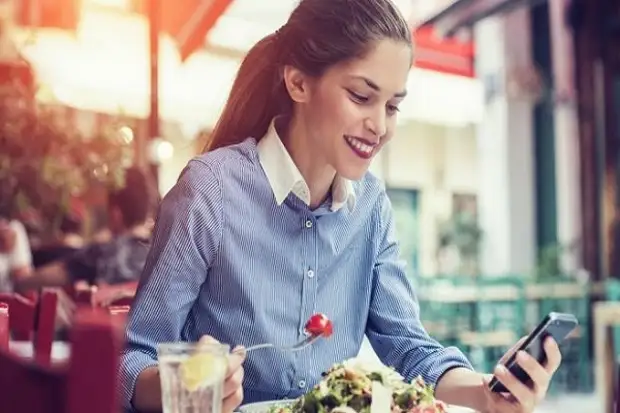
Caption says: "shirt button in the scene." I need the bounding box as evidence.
[305,220,313,228]
[298,380,306,388]
[307,269,315,278]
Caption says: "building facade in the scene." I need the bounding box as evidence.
[419,0,583,278]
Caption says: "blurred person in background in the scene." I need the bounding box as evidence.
[32,204,86,269]
[0,215,32,292]
[15,166,155,295]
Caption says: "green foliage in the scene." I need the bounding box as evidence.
[532,242,578,281]
[0,73,133,234]
[438,210,483,259]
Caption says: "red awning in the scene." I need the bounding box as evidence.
[132,0,233,61]
[17,0,232,60]
[17,0,81,30]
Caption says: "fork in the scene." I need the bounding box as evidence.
[234,335,321,354]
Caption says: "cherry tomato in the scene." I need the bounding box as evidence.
[304,313,333,338]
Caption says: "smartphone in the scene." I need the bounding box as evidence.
[488,312,578,393]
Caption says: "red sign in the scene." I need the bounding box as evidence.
[413,25,475,78]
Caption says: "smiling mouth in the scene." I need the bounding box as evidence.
[344,135,376,159]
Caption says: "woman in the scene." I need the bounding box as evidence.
[120,1,562,412]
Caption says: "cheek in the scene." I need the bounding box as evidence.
[311,88,361,130]
[379,129,395,148]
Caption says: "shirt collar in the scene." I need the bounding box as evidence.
[257,117,356,211]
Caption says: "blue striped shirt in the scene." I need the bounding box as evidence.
[119,134,473,410]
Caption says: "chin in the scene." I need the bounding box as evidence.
[337,164,371,181]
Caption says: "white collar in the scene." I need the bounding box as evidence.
[257,118,356,211]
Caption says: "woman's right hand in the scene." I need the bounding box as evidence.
[198,336,246,413]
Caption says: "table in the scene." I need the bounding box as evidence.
[594,301,620,413]
[9,340,71,362]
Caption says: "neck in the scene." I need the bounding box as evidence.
[282,115,336,208]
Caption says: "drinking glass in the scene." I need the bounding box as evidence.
[158,342,230,413]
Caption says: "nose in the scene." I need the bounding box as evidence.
[364,109,387,138]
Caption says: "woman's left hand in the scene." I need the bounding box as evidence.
[481,336,562,412]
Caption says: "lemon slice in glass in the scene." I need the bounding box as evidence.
[179,352,228,392]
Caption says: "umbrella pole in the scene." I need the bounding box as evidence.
[148,0,161,189]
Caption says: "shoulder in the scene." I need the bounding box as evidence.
[162,139,258,224]
[190,138,259,180]
[8,220,28,238]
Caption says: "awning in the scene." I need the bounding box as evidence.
[418,0,548,37]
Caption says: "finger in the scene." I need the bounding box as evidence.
[222,387,244,413]
[515,350,549,394]
[543,336,562,374]
[226,348,246,379]
[493,365,535,411]
[223,367,244,398]
[482,376,519,413]
[198,335,220,346]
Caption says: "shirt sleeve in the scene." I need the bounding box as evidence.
[365,192,473,388]
[8,220,32,269]
[118,159,224,411]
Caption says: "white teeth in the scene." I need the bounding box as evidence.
[345,136,373,155]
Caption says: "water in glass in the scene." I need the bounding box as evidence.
[158,342,229,413]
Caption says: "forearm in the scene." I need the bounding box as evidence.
[435,368,490,411]
[13,262,69,292]
[133,366,162,412]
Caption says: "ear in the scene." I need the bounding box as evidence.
[283,65,311,103]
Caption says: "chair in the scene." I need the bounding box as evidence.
[0,308,121,413]
[457,276,526,373]
[0,290,58,364]
[0,302,8,349]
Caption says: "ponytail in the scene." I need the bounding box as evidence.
[204,34,291,152]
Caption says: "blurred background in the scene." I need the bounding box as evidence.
[0,0,618,411]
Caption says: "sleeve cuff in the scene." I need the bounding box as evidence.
[118,350,159,411]
[413,345,474,388]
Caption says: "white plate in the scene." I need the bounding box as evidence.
[237,400,295,413]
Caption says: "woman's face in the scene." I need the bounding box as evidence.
[301,39,411,180]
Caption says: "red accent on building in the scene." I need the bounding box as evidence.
[413,25,475,78]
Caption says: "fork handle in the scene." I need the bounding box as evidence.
[239,343,275,353]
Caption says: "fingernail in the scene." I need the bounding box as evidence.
[517,351,528,362]
[495,365,506,375]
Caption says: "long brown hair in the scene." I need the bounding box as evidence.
[204,0,412,152]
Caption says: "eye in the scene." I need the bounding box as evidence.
[387,104,400,115]
[347,89,369,103]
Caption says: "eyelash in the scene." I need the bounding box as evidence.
[347,90,400,115]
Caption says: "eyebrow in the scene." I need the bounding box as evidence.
[352,75,407,98]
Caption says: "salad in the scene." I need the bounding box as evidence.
[268,359,448,413]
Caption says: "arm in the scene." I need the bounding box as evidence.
[434,368,490,411]
[7,220,33,282]
[119,160,223,412]
[365,193,479,402]
[13,245,99,292]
